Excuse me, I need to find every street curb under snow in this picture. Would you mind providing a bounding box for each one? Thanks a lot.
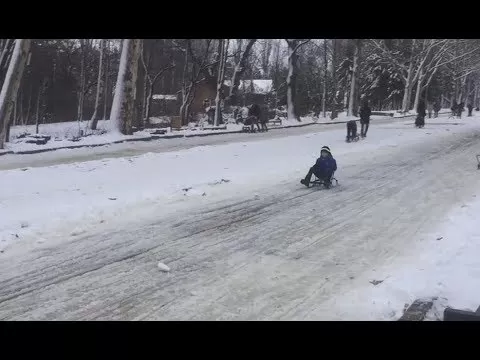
[0,112,446,157]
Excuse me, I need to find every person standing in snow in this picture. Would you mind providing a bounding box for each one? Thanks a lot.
[247,103,267,132]
[415,101,426,128]
[433,101,441,118]
[300,146,337,188]
[467,103,473,117]
[359,100,371,138]
[458,102,464,118]
[451,101,458,118]
[427,102,434,118]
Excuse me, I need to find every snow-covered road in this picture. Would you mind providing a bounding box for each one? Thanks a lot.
[1,117,480,320]
[0,115,420,171]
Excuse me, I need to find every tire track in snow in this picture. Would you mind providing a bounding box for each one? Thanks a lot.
[0,127,479,320]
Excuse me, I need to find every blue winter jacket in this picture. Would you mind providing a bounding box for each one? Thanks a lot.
[314,155,337,178]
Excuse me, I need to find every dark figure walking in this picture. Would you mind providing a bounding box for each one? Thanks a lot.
[433,102,441,118]
[359,101,371,138]
[451,101,458,118]
[467,103,473,117]
[457,102,464,118]
[301,146,337,188]
[346,120,358,142]
[415,101,426,128]
[245,103,264,132]
[427,102,434,118]
[258,104,269,132]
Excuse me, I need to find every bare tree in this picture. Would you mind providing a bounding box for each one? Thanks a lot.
[0,39,15,87]
[178,39,213,126]
[110,39,143,135]
[214,39,229,126]
[347,40,362,116]
[77,39,87,121]
[285,39,310,121]
[260,39,273,77]
[90,39,106,130]
[322,39,328,118]
[370,39,473,113]
[140,40,175,126]
[0,39,31,148]
[35,78,48,134]
[228,39,256,106]
[330,39,339,120]
[103,40,111,121]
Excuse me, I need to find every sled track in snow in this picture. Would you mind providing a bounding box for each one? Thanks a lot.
[0,129,480,319]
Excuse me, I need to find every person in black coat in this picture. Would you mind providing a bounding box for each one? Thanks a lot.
[451,101,458,118]
[433,101,441,118]
[467,103,473,117]
[248,103,261,118]
[359,101,372,138]
[457,102,464,118]
[244,103,261,132]
[415,101,426,128]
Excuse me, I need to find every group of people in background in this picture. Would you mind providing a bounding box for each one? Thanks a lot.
[348,96,480,139]
[450,101,478,118]
[417,99,479,127]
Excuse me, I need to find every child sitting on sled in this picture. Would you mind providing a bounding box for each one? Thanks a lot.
[300,146,337,188]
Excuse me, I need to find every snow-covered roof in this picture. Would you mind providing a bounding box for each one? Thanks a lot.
[152,94,177,101]
[223,79,273,94]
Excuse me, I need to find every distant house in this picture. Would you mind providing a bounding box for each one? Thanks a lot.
[151,94,180,116]
[224,79,274,107]
[189,78,229,115]
[190,79,274,116]
[224,79,273,95]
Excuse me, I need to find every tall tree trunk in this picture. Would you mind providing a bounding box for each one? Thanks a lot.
[145,84,153,124]
[110,39,142,135]
[141,75,148,122]
[0,39,31,149]
[91,39,106,130]
[170,58,176,94]
[77,39,86,122]
[103,40,110,121]
[465,75,471,105]
[141,41,151,124]
[343,73,349,112]
[36,89,41,134]
[453,40,460,103]
[413,68,424,112]
[322,39,327,118]
[18,89,24,125]
[214,39,228,127]
[286,40,303,121]
[0,39,14,86]
[401,40,416,113]
[330,39,338,120]
[228,39,256,106]
[474,83,479,108]
[348,40,361,116]
[13,97,17,126]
